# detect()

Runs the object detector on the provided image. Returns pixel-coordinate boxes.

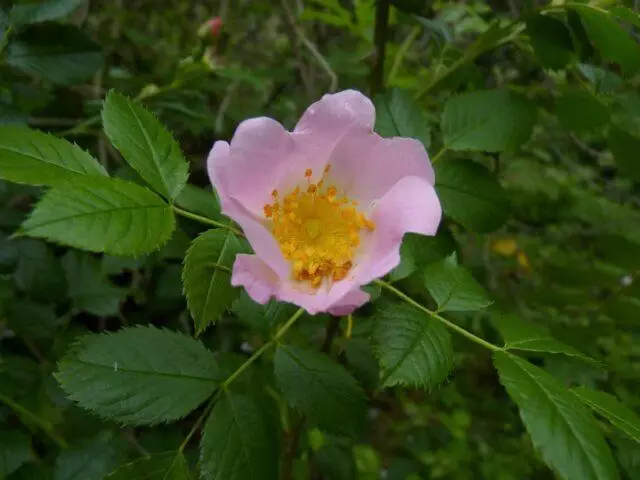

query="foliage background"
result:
[1,0,640,479]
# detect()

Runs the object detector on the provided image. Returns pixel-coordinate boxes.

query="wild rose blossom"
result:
[207,90,442,315]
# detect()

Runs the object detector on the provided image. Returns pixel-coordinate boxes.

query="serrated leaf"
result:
[0,430,32,477]
[55,326,220,425]
[435,159,507,232]
[575,5,640,75]
[490,312,596,364]
[182,229,248,333]
[441,89,536,152]
[22,176,175,256]
[102,91,189,200]
[7,23,103,85]
[0,126,107,186]
[572,387,640,445]
[61,252,127,316]
[54,432,126,480]
[526,14,574,70]
[555,88,609,133]
[10,0,86,26]
[200,392,278,480]
[372,302,453,389]
[105,451,191,480]
[423,254,492,312]
[274,345,366,436]
[12,239,66,301]
[609,126,640,182]
[375,88,430,148]
[494,351,619,480]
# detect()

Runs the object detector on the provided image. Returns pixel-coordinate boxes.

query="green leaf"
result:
[0,126,107,186]
[374,88,430,148]
[391,230,457,281]
[105,451,192,480]
[54,432,126,480]
[555,89,609,133]
[574,5,640,75]
[182,229,248,334]
[6,300,61,338]
[12,239,66,302]
[55,326,219,425]
[578,64,622,94]
[61,252,127,316]
[232,291,298,333]
[441,89,536,152]
[200,392,279,480]
[175,184,222,222]
[102,91,189,201]
[609,126,640,182]
[274,344,366,436]
[572,387,640,444]
[611,6,640,29]
[494,351,619,480]
[526,14,574,70]
[435,159,508,232]
[10,0,86,26]
[490,311,595,364]
[372,302,453,389]
[423,254,492,312]
[0,430,32,477]
[22,176,175,256]
[6,23,103,85]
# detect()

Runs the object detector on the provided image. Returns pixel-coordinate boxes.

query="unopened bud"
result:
[198,17,223,38]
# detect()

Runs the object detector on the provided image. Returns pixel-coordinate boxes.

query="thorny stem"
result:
[171,205,243,236]
[376,280,502,352]
[371,0,391,96]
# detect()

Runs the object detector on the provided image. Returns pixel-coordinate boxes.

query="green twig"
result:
[431,147,447,164]
[222,308,305,389]
[171,205,243,236]
[376,280,501,352]
[371,0,391,96]
[0,393,68,448]
[388,26,421,85]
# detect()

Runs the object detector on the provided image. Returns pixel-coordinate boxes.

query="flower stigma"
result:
[263,164,375,288]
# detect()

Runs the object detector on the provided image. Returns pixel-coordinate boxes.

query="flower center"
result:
[263,165,375,288]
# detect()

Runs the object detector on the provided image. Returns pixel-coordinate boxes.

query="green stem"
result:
[222,308,305,389]
[388,25,421,85]
[0,25,12,60]
[171,205,243,236]
[0,393,68,448]
[173,308,305,458]
[371,0,391,96]
[431,147,447,164]
[376,280,501,352]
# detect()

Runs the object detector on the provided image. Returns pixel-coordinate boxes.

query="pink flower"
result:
[207,90,441,315]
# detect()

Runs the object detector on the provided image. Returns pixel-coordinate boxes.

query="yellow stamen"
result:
[262,164,375,288]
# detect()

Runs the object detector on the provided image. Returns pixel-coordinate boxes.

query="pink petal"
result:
[295,90,375,134]
[327,288,370,316]
[356,176,442,283]
[206,140,230,206]
[209,117,297,216]
[224,196,290,278]
[329,132,435,205]
[231,254,279,304]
